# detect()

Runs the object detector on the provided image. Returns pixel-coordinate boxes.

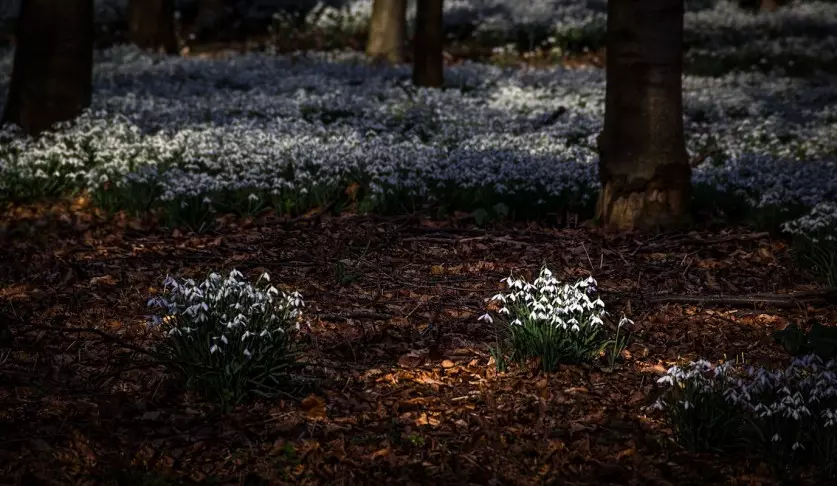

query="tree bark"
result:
[596,0,691,231]
[413,0,444,87]
[367,0,407,64]
[2,0,93,135]
[128,0,178,54]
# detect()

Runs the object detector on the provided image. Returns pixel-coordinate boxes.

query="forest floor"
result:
[1,199,835,485]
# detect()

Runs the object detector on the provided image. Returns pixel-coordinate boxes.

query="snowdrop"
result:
[148,269,304,409]
[483,268,627,370]
[653,354,837,466]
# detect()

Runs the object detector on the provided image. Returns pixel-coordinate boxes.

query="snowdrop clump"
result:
[782,202,837,242]
[147,269,304,409]
[480,268,630,370]
[652,356,837,471]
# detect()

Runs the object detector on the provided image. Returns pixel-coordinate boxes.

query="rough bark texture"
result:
[412,0,444,87]
[128,0,178,54]
[596,0,691,231]
[367,0,407,63]
[2,0,93,135]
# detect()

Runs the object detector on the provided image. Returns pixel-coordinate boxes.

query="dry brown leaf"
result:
[300,394,327,420]
[369,447,390,459]
[615,447,636,460]
[415,412,441,427]
[89,275,117,286]
[398,350,427,368]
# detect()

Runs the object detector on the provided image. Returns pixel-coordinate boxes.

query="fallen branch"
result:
[633,232,770,254]
[317,311,393,322]
[647,288,837,309]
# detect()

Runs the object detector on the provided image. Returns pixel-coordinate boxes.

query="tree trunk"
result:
[367,0,407,63]
[596,0,691,231]
[2,0,93,135]
[413,0,444,87]
[128,0,178,54]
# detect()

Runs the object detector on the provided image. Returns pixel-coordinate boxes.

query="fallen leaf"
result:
[398,350,427,368]
[90,275,117,286]
[415,412,441,427]
[440,359,455,368]
[369,447,390,459]
[300,394,327,419]
[615,447,636,460]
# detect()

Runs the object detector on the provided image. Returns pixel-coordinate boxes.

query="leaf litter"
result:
[0,202,835,485]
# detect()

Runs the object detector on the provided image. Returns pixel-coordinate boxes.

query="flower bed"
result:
[1,45,834,238]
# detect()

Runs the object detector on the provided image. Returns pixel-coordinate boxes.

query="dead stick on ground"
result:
[647,288,837,308]
[317,311,393,322]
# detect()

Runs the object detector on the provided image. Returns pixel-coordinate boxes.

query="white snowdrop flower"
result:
[657,375,675,386]
[243,349,252,358]
[478,313,493,324]
[248,193,259,201]
[210,344,220,354]
[771,434,781,442]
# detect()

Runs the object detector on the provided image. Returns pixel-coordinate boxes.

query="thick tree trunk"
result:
[412,0,444,87]
[367,0,407,63]
[128,0,178,54]
[596,0,691,231]
[2,0,93,135]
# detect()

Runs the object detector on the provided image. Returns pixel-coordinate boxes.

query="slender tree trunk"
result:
[367,0,407,63]
[2,0,93,135]
[128,0,178,54]
[596,0,691,231]
[413,0,444,87]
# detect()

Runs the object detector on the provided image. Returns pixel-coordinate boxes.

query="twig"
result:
[34,324,159,358]
[634,232,770,254]
[647,288,837,308]
[456,235,527,247]
[317,311,393,322]
[580,241,595,273]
